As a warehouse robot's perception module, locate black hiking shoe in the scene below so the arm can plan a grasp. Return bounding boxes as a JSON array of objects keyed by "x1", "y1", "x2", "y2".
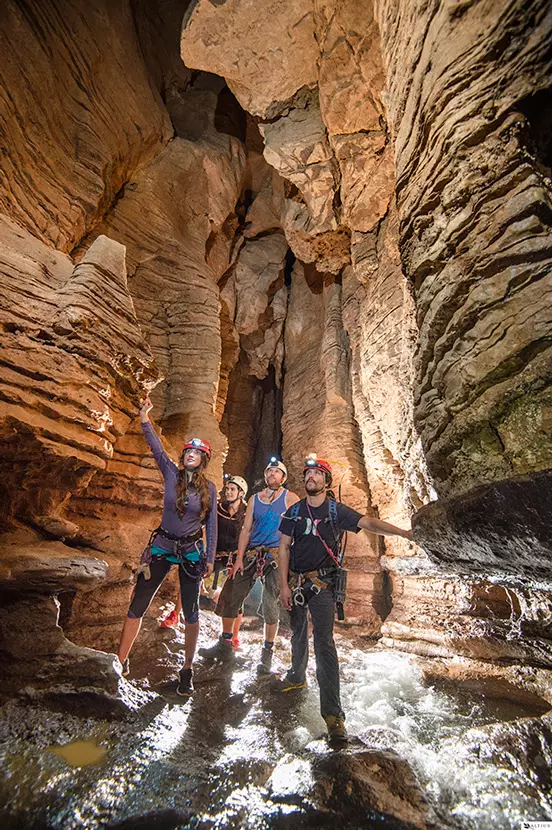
[
  {"x1": 256, "y1": 646, "x2": 273, "y2": 676},
  {"x1": 198, "y1": 637, "x2": 234, "y2": 662},
  {"x1": 177, "y1": 667, "x2": 194, "y2": 697},
  {"x1": 121, "y1": 658, "x2": 130, "y2": 677}
]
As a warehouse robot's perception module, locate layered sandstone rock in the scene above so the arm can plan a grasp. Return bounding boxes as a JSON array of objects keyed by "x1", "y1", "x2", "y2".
[
  {"x1": 62, "y1": 76, "x2": 246, "y2": 567},
  {"x1": 375, "y1": 0, "x2": 552, "y2": 572},
  {"x1": 282, "y1": 261, "x2": 384, "y2": 629},
  {"x1": 342, "y1": 204, "x2": 435, "y2": 546},
  {"x1": 1, "y1": 0, "x2": 551, "y2": 703},
  {"x1": 0, "y1": 219, "x2": 157, "y2": 529},
  {"x1": 181, "y1": 0, "x2": 319, "y2": 120},
  {"x1": 0, "y1": 4, "x2": 249, "y2": 670},
  {"x1": 0, "y1": 529, "x2": 129, "y2": 704},
  {"x1": 0, "y1": 0, "x2": 172, "y2": 252},
  {"x1": 381, "y1": 571, "x2": 552, "y2": 668},
  {"x1": 377, "y1": 2, "x2": 552, "y2": 584},
  {"x1": 181, "y1": 0, "x2": 395, "y2": 273}
]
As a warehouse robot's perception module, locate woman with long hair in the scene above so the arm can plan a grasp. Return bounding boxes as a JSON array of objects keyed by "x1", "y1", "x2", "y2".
[
  {"x1": 117, "y1": 396, "x2": 217, "y2": 697},
  {"x1": 160, "y1": 476, "x2": 248, "y2": 647}
]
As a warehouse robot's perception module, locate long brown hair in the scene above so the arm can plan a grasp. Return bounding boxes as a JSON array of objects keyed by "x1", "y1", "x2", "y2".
[{"x1": 176, "y1": 451, "x2": 211, "y2": 521}]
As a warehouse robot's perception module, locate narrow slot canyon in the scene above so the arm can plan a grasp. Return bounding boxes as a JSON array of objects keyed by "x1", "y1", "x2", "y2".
[{"x1": 0, "y1": 1, "x2": 551, "y2": 828}]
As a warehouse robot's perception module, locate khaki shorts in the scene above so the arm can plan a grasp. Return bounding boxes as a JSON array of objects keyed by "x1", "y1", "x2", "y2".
[{"x1": 215, "y1": 548, "x2": 280, "y2": 625}]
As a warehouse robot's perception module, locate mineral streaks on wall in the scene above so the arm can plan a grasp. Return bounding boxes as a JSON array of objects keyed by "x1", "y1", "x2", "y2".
[
  {"x1": 64, "y1": 81, "x2": 247, "y2": 554},
  {"x1": 282, "y1": 262, "x2": 382, "y2": 629},
  {"x1": 375, "y1": 0, "x2": 552, "y2": 499},
  {"x1": 342, "y1": 204, "x2": 435, "y2": 552},
  {"x1": 0, "y1": 0, "x2": 172, "y2": 252},
  {"x1": 0, "y1": 219, "x2": 157, "y2": 531}
]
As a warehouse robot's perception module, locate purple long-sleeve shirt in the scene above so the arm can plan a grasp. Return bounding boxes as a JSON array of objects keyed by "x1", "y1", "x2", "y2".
[{"x1": 141, "y1": 421, "x2": 217, "y2": 563}]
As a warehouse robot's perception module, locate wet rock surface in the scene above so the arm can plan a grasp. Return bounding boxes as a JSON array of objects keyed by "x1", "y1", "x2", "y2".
[
  {"x1": 1, "y1": 609, "x2": 552, "y2": 830},
  {"x1": 413, "y1": 469, "x2": 552, "y2": 583}
]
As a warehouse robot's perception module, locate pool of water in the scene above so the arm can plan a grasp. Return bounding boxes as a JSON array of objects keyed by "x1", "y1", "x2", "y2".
[{"x1": 1, "y1": 626, "x2": 551, "y2": 830}]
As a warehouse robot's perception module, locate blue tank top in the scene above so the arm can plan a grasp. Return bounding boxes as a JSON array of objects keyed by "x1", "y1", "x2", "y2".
[{"x1": 249, "y1": 490, "x2": 288, "y2": 548}]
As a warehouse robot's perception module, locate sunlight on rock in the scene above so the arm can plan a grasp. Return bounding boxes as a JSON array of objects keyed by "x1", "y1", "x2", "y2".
[{"x1": 268, "y1": 757, "x2": 314, "y2": 799}]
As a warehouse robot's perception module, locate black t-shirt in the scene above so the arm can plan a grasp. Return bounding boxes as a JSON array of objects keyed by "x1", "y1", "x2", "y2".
[
  {"x1": 216, "y1": 501, "x2": 246, "y2": 553},
  {"x1": 279, "y1": 498, "x2": 362, "y2": 573}
]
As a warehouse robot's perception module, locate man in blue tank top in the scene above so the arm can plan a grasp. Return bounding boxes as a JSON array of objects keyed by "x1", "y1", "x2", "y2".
[{"x1": 199, "y1": 457, "x2": 300, "y2": 674}]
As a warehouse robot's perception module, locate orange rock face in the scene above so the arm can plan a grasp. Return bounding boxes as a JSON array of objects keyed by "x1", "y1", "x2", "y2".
[
  {"x1": 1, "y1": 0, "x2": 552, "y2": 700},
  {"x1": 0, "y1": 220, "x2": 158, "y2": 529}
]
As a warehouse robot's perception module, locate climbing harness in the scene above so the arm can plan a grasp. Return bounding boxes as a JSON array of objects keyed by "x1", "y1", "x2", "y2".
[
  {"x1": 251, "y1": 546, "x2": 279, "y2": 579},
  {"x1": 289, "y1": 569, "x2": 330, "y2": 606},
  {"x1": 136, "y1": 525, "x2": 205, "y2": 582}
]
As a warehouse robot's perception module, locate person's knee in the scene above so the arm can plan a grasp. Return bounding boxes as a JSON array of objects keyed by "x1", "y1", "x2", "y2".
[
  {"x1": 128, "y1": 597, "x2": 148, "y2": 619},
  {"x1": 261, "y1": 601, "x2": 279, "y2": 626},
  {"x1": 313, "y1": 631, "x2": 337, "y2": 653}
]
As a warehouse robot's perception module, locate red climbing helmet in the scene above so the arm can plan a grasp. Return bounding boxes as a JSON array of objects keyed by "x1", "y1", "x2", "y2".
[
  {"x1": 183, "y1": 437, "x2": 212, "y2": 459},
  {"x1": 303, "y1": 454, "x2": 332, "y2": 483}
]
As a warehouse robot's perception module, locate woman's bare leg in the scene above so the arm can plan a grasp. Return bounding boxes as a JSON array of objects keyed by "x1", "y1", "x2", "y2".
[
  {"x1": 184, "y1": 621, "x2": 200, "y2": 668},
  {"x1": 117, "y1": 617, "x2": 142, "y2": 663}
]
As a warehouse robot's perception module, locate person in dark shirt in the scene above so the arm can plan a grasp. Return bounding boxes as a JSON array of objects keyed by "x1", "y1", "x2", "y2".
[
  {"x1": 278, "y1": 454, "x2": 413, "y2": 742},
  {"x1": 211, "y1": 475, "x2": 248, "y2": 645},
  {"x1": 117, "y1": 397, "x2": 217, "y2": 697}
]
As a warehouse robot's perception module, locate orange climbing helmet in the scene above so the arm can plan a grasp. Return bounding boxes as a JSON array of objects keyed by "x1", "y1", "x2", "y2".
[
  {"x1": 183, "y1": 437, "x2": 212, "y2": 459},
  {"x1": 303, "y1": 454, "x2": 333, "y2": 484}
]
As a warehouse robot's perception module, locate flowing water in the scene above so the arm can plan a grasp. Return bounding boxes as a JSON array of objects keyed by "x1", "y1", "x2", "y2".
[{"x1": 1, "y1": 614, "x2": 551, "y2": 829}]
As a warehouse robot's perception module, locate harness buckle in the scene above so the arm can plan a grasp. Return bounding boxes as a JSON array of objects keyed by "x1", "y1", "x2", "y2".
[{"x1": 292, "y1": 586, "x2": 306, "y2": 606}]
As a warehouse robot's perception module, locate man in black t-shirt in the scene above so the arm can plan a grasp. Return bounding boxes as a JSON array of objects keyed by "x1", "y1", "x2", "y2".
[{"x1": 278, "y1": 455, "x2": 413, "y2": 743}]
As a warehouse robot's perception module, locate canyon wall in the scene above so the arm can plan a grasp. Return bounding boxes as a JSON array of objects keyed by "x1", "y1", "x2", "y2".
[
  {"x1": 0, "y1": 0, "x2": 248, "y2": 686},
  {"x1": 375, "y1": 0, "x2": 552, "y2": 579},
  {"x1": 181, "y1": 0, "x2": 552, "y2": 666}
]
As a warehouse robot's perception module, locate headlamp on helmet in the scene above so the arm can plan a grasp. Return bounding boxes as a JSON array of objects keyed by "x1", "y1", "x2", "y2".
[
  {"x1": 183, "y1": 437, "x2": 212, "y2": 459},
  {"x1": 303, "y1": 454, "x2": 332, "y2": 484},
  {"x1": 264, "y1": 456, "x2": 287, "y2": 483},
  {"x1": 225, "y1": 474, "x2": 248, "y2": 498}
]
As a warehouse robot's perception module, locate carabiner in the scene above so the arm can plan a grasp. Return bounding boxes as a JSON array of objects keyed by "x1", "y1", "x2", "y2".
[{"x1": 292, "y1": 587, "x2": 306, "y2": 607}]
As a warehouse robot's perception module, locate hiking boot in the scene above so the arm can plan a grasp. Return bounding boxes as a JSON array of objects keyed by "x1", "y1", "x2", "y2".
[
  {"x1": 325, "y1": 715, "x2": 348, "y2": 742},
  {"x1": 176, "y1": 667, "x2": 194, "y2": 697},
  {"x1": 198, "y1": 636, "x2": 234, "y2": 662},
  {"x1": 231, "y1": 636, "x2": 240, "y2": 650},
  {"x1": 160, "y1": 609, "x2": 179, "y2": 628},
  {"x1": 256, "y1": 646, "x2": 273, "y2": 676},
  {"x1": 121, "y1": 658, "x2": 130, "y2": 677},
  {"x1": 275, "y1": 676, "x2": 307, "y2": 692}
]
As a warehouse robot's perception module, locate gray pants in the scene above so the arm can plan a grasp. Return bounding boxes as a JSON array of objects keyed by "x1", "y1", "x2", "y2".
[{"x1": 287, "y1": 582, "x2": 344, "y2": 719}]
